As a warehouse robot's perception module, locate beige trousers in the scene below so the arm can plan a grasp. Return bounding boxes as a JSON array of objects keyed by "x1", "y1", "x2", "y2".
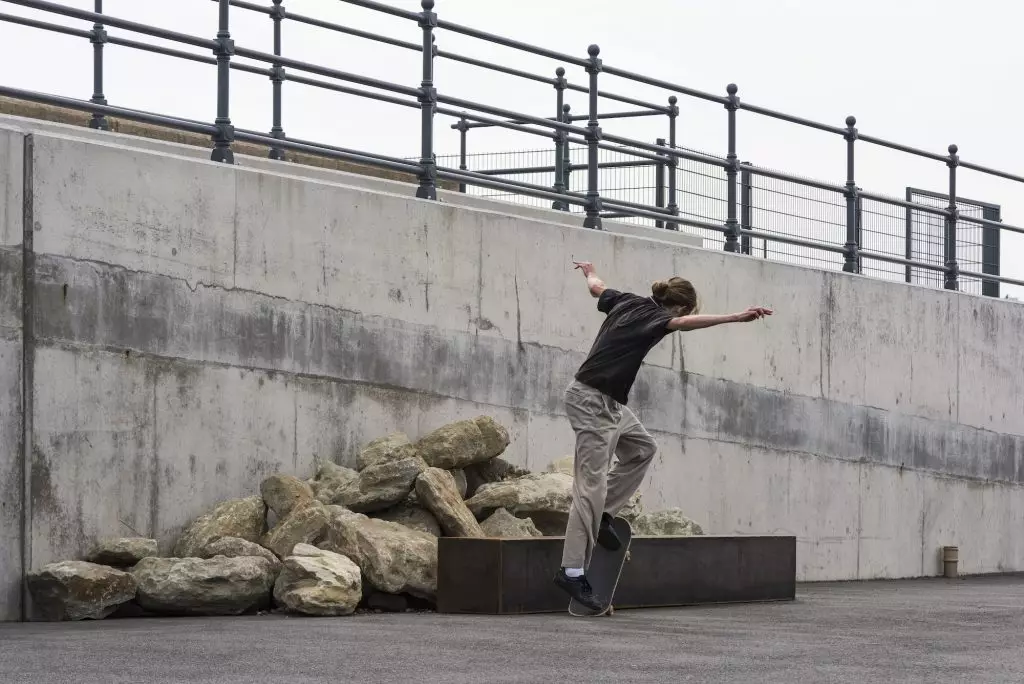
[{"x1": 560, "y1": 380, "x2": 657, "y2": 570}]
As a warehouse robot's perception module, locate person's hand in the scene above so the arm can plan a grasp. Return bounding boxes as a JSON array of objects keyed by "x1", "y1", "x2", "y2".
[
  {"x1": 734, "y1": 306, "x2": 773, "y2": 322},
  {"x1": 573, "y1": 260, "x2": 596, "y2": 277}
]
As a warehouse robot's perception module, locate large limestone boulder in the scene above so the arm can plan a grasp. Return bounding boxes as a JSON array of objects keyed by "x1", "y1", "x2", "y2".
[
  {"x1": 466, "y1": 472, "x2": 573, "y2": 520},
  {"x1": 273, "y1": 548, "x2": 361, "y2": 616},
  {"x1": 371, "y1": 503, "x2": 441, "y2": 537},
  {"x1": 132, "y1": 556, "x2": 277, "y2": 616},
  {"x1": 84, "y1": 538, "x2": 158, "y2": 567},
  {"x1": 631, "y1": 509, "x2": 704, "y2": 536},
  {"x1": 356, "y1": 433, "x2": 417, "y2": 471},
  {"x1": 319, "y1": 507, "x2": 437, "y2": 600},
  {"x1": 414, "y1": 416, "x2": 510, "y2": 470},
  {"x1": 464, "y1": 457, "x2": 530, "y2": 498},
  {"x1": 414, "y1": 468, "x2": 484, "y2": 538},
  {"x1": 173, "y1": 496, "x2": 267, "y2": 558},
  {"x1": 546, "y1": 455, "x2": 574, "y2": 475},
  {"x1": 262, "y1": 501, "x2": 330, "y2": 558},
  {"x1": 480, "y1": 508, "x2": 543, "y2": 538},
  {"x1": 312, "y1": 461, "x2": 359, "y2": 504},
  {"x1": 329, "y1": 457, "x2": 427, "y2": 513},
  {"x1": 27, "y1": 561, "x2": 137, "y2": 621},
  {"x1": 198, "y1": 536, "x2": 281, "y2": 570},
  {"x1": 261, "y1": 474, "x2": 314, "y2": 520}
]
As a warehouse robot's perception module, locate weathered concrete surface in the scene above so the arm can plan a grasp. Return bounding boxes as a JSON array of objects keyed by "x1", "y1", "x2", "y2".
[
  {"x1": 3, "y1": 126, "x2": 1024, "y2": 619},
  {"x1": 0, "y1": 576, "x2": 1023, "y2": 683}
]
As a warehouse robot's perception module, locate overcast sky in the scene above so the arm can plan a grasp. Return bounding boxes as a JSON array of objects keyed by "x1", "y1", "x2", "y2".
[{"x1": 1, "y1": 0, "x2": 1021, "y2": 297}]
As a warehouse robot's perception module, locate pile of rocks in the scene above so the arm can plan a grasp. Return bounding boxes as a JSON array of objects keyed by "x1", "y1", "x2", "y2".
[{"x1": 26, "y1": 415, "x2": 704, "y2": 621}]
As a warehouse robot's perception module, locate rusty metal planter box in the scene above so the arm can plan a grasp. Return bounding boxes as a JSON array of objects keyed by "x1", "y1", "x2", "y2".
[{"x1": 437, "y1": 535, "x2": 796, "y2": 614}]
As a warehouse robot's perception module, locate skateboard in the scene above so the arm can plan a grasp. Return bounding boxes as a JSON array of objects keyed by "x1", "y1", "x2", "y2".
[{"x1": 568, "y1": 516, "x2": 632, "y2": 617}]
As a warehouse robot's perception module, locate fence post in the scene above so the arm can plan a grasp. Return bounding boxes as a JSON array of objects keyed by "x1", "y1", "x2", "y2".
[
  {"x1": 455, "y1": 115, "x2": 468, "y2": 193},
  {"x1": 268, "y1": 0, "x2": 286, "y2": 160},
  {"x1": 944, "y1": 144, "x2": 960, "y2": 290},
  {"x1": 666, "y1": 95, "x2": 679, "y2": 231},
  {"x1": 582, "y1": 44, "x2": 603, "y2": 230},
  {"x1": 843, "y1": 115, "x2": 860, "y2": 273},
  {"x1": 211, "y1": 0, "x2": 235, "y2": 163},
  {"x1": 723, "y1": 84, "x2": 740, "y2": 252},
  {"x1": 552, "y1": 67, "x2": 569, "y2": 210},
  {"x1": 415, "y1": 0, "x2": 438, "y2": 200},
  {"x1": 740, "y1": 163, "x2": 751, "y2": 254},
  {"x1": 654, "y1": 137, "x2": 666, "y2": 229},
  {"x1": 88, "y1": 0, "x2": 109, "y2": 130},
  {"x1": 561, "y1": 103, "x2": 572, "y2": 200}
]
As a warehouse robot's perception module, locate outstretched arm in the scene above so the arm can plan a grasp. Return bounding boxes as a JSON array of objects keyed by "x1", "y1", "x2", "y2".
[
  {"x1": 667, "y1": 306, "x2": 773, "y2": 331},
  {"x1": 573, "y1": 260, "x2": 606, "y2": 298}
]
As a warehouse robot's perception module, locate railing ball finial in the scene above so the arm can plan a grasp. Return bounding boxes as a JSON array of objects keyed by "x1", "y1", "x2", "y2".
[
  {"x1": 556, "y1": 66, "x2": 565, "y2": 77},
  {"x1": 422, "y1": 0, "x2": 435, "y2": 9},
  {"x1": 669, "y1": 95, "x2": 678, "y2": 105},
  {"x1": 948, "y1": 143, "x2": 959, "y2": 156},
  {"x1": 846, "y1": 115, "x2": 856, "y2": 127},
  {"x1": 726, "y1": 83, "x2": 738, "y2": 96},
  {"x1": 588, "y1": 44, "x2": 600, "y2": 57}
]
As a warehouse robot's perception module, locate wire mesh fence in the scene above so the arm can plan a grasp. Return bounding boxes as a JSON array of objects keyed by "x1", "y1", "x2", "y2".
[{"x1": 437, "y1": 145, "x2": 1003, "y2": 295}]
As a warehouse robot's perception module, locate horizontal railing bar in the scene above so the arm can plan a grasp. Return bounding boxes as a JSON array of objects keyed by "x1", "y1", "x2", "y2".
[
  {"x1": 0, "y1": 10, "x2": 90, "y2": 38},
  {"x1": 2, "y1": 0, "x2": 216, "y2": 49},
  {"x1": 455, "y1": 107, "x2": 664, "y2": 131},
  {"x1": 741, "y1": 229, "x2": 846, "y2": 255},
  {"x1": 235, "y1": 130, "x2": 418, "y2": 170},
  {"x1": 436, "y1": 105, "x2": 570, "y2": 142},
  {"x1": 225, "y1": 0, "x2": 266, "y2": 13},
  {"x1": 600, "y1": 133, "x2": 729, "y2": 168},
  {"x1": 601, "y1": 64, "x2": 727, "y2": 105},
  {"x1": 436, "y1": 168, "x2": 589, "y2": 206},
  {"x1": 231, "y1": 45, "x2": 421, "y2": 97},
  {"x1": 434, "y1": 18, "x2": 589, "y2": 68},
  {"x1": 286, "y1": 71, "x2": 420, "y2": 109},
  {"x1": 437, "y1": 164, "x2": 589, "y2": 201},
  {"x1": 959, "y1": 160, "x2": 1024, "y2": 185},
  {"x1": 436, "y1": 49, "x2": 556, "y2": 85},
  {"x1": 564, "y1": 83, "x2": 670, "y2": 113},
  {"x1": 739, "y1": 103, "x2": 846, "y2": 135},
  {"x1": 288, "y1": 8, "x2": 423, "y2": 52},
  {"x1": 955, "y1": 214, "x2": 1024, "y2": 236},
  {"x1": 435, "y1": 94, "x2": 586, "y2": 134},
  {"x1": 743, "y1": 165, "x2": 845, "y2": 193},
  {"x1": 958, "y1": 269, "x2": 1024, "y2": 288},
  {"x1": 335, "y1": 0, "x2": 422, "y2": 22},
  {"x1": 0, "y1": 85, "x2": 216, "y2": 133},
  {"x1": 857, "y1": 134, "x2": 948, "y2": 162},
  {"x1": 471, "y1": 159, "x2": 658, "y2": 176},
  {"x1": 858, "y1": 249, "x2": 947, "y2": 273},
  {"x1": 600, "y1": 200, "x2": 724, "y2": 233},
  {"x1": 858, "y1": 190, "x2": 949, "y2": 217}
]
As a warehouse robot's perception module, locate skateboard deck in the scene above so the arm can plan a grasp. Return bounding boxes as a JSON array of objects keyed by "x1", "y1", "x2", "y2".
[{"x1": 568, "y1": 517, "x2": 632, "y2": 617}]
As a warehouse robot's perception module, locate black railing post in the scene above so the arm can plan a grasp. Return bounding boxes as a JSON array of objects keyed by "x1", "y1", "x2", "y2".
[
  {"x1": 268, "y1": 0, "x2": 286, "y2": 160},
  {"x1": 666, "y1": 95, "x2": 679, "y2": 231},
  {"x1": 723, "y1": 84, "x2": 740, "y2": 252},
  {"x1": 944, "y1": 144, "x2": 960, "y2": 290},
  {"x1": 843, "y1": 115, "x2": 860, "y2": 273},
  {"x1": 211, "y1": 0, "x2": 235, "y2": 163},
  {"x1": 552, "y1": 67, "x2": 569, "y2": 211},
  {"x1": 455, "y1": 114, "x2": 468, "y2": 193},
  {"x1": 561, "y1": 103, "x2": 572, "y2": 200},
  {"x1": 582, "y1": 44, "x2": 603, "y2": 230},
  {"x1": 415, "y1": 0, "x2": 438, "y2": 200},
  {"x1": 654, "y1": 137, "x2": 666, "y2": 229},
  {"x1": 88, "y1": 0, "x2": 108, "y2": 130},
  {"x1": 740, "y1": 162, "x2": 752, "y2": 254}
]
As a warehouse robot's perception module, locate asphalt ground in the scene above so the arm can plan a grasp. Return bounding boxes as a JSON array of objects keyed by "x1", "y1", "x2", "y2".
[{"x1": 1, "y1": 575, "x2": 1022, "y2": 683}]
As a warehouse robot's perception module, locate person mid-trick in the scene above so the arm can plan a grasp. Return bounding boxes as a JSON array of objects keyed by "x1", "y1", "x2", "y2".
[{"x1": 553, "y1": 259, "x2": 773, "y2": 610}]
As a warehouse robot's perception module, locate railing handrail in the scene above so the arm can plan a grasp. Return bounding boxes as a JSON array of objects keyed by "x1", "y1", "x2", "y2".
[{"x1": 0, "y1": 0, "x2": 1018, "y2": 297}]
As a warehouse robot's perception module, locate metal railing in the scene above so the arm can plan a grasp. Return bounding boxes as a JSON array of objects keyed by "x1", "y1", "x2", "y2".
[{"x1": 1, "y1": 0, "x2": 1023, "y2": 297}]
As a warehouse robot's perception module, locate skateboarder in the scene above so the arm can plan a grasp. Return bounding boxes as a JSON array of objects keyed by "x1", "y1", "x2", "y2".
[{"x1": 553, "y1": 260, "x2": 773, "y2": 610}]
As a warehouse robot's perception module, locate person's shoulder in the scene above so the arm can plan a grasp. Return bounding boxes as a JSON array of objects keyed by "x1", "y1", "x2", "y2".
[{"x1": 598, "y1": 288, "x2": 646, "y2": 312}]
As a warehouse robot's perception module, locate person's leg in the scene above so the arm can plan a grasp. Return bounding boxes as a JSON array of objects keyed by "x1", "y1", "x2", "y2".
[
  {"x1": 560, "y1": 383, "x2": 620, "y2": 571},
  {"x1": 604, "y1": 406, "x2": 657, "y2": 519}
]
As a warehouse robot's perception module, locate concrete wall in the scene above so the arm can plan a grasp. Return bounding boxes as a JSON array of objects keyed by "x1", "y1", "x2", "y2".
[{"x1": 2, "y1": 124, "x2": 1023, "y2": 621}]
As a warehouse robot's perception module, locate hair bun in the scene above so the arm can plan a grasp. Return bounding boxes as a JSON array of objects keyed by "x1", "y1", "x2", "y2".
[{"x1": 651, "y1": 280, "x2": 669, "y2": 299}]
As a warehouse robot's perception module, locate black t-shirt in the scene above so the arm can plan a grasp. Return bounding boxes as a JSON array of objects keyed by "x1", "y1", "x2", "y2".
[{"x1": 574, "y1": 289, "x2": 676, "y2": 405}]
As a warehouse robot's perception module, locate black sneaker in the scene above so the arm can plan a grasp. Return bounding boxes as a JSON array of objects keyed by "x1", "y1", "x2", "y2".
[
  {"x1": 553, "y1": 569, "x2": 605, "y2": 611},
  {"x1": 597, "y1": 513, "x2": 621, "y2": 550}
]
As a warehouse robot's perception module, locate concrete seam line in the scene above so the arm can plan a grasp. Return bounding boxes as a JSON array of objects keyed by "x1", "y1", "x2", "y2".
[{"x1": 19, "y1": 132, "x2": 33, "y2": 622}]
